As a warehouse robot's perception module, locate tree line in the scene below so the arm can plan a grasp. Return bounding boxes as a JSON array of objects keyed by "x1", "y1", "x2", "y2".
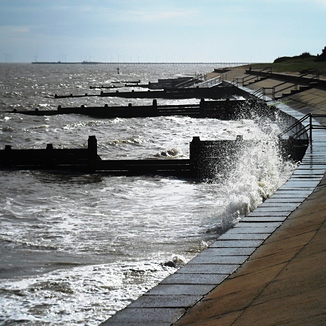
[{"x1": 274, "y1": 46, "x2": 326, "y2": 63}]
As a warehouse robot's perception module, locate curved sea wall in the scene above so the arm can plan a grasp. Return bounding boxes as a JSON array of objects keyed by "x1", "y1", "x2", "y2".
[{"x1": 100, "y1": 89, "x2": 324, "y2": 325}]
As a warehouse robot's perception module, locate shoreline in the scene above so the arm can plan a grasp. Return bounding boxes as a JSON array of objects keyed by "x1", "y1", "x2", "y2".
[
  {"x1": 100, "y1": 67, "x2": 326, "y2": 325},
  {"x1": 173, "y1": 67, "x2": 326, "y2": 325}
]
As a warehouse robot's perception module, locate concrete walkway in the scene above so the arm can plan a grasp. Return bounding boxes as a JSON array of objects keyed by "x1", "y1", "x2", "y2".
[
  {"x1": 100, "y1": 67, "x2": 326, "y2": 326},
  {"x1": 175, "y1": 170, "x2": 326, "y2": 326},
  {"x1": 174, "y1": 67, "x2": 326, "y2": 326}
]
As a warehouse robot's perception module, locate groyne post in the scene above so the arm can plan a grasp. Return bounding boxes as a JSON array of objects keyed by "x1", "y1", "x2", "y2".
[
  {"x1": 190, "y1": 136, "x2": 245, "y2": 180},
  {"x1": 200, "y1": 98, "x2": 205, "y2": 117},
  {"x1": 88, "y1": 135, "x2": 98, "y2": 172},
  {"x1": 4, "y1": 145, "x2": 12, "y2": 166},
  {"x1": 46, "y1": 143, "x2": 54, "y2": 167},
  {"x1": 152, "y1": 99, "x2": 159, "y2": 115}
]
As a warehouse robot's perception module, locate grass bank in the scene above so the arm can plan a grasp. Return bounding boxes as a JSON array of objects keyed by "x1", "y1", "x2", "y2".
[{"x1": 246, "y1": 59, "x2": 326, "y2": 76}]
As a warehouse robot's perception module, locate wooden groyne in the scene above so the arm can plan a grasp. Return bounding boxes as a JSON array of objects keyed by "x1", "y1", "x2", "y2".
[
  {"x1": 2, "y1": 75, "x2": 312, "y2": 177},
  {"x1": 0, "y1": 136, "x2": 100, "y2": 172},
  {"x1": 54, "y1": 82, "x2": 250, "y2": 100},
  {"x1": 0, "y1": 134, "x2": 309, "y2": 178},
  {"x1": 10, "y1": 99, "x2": 280, "y2": 120},
  {"x1": 0, "y1": 136, "x2": 242, "y2": 177}
]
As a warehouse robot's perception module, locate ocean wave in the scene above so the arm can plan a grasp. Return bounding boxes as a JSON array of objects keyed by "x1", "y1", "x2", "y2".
[{"x1": 0, "y1": 235, "x2": 58, "y2": 251}]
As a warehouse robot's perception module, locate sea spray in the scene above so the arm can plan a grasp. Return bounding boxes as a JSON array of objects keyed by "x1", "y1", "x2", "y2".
[
  {"x1": 0, "y1": 63, "x2": 298, "y2": 326},
  {"x1": 212, "y1": 112, "x2": 297, "y2": 231}
]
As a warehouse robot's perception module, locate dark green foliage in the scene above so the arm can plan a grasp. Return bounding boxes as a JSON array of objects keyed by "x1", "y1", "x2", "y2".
[
  {"x1": 273, "y1": 52, "x2": 316, "y2": 64},
  {"x1": 274, "y1": 56, "x2": 292, "y2": 63},
  {"x1": 316, "y1": 46, "x2": 326, "y2": 62}
]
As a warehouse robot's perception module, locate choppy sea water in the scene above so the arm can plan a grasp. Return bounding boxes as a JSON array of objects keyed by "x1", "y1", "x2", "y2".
[{"x1": 0, "y1": 63, "x2": 296, "y2": 325}]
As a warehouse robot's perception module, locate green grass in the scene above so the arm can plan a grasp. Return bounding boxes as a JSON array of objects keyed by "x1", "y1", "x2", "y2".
[{"x1": 246, "y1": 59, "x2": 326, "y2": 76}]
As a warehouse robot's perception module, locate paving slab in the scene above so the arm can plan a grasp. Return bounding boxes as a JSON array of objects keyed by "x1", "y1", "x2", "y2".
[
  {"x1": 160, "y1": 273, "x2": 227, "y2": 285},
  {"x1": 129, "y1": 294, "x2": 203, "y2": 308},
  {"x1": 176, "y1": 263, "x2": 239, "y2": 275},
  {"x1": 278, "y1": 181, "x2": 320, "y2": 189},
  {"x1": 257, "y1": 201, "x2": 300, "y2": 209},
  {"x1": 146, "y1": 284, "x2": 216, "y2": 296},
  {"x1": 240, "y1": 216, "x2": 287, "y2": 222},
  {"x1": 263, "y1": 197, "x2": 304, "y2": 203},
  {"x1": 192, "y1": 247, "x2": 255, "y2": 256},
  {"x1": 226, "y1": 227, "x2": 277, "y2": 234},
  {"x1": 209, "y1": 239, "x2": 263, "y2": 248},
  {"x1": 292, "y1": 169, "x2": 325, "y2": 175},
  {"x1": 246, "y1": 210, "x2": 291, "y2": 217},
  {"x1": 100, "y1": 308, "x2": 185, "y2": 325},
  {"x1": 217, "y1": 232, "x2": 271, "y2": 240},
  {"x1": 190, "y1": 254, "x2": 249, "y2": 264},
  {"x1": 234, "y1": 221, "x2": 282, "y2": 228},
  {"x1": 248, "y1": 206, "x2": 295, "y2": 212},
  {"x1": 269, "y1": 189, "x2": 314, "y2": 196}
]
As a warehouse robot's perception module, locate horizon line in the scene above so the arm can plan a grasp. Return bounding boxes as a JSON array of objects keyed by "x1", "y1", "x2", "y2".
[{"x1": 0, "y1": 61, "x2": 259, "y2": 65}]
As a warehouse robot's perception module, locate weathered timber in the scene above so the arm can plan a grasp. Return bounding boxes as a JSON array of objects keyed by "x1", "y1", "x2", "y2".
[
  {"x1": 54, "y1": 83, "x2": 250, "y2": 100},
  {"x1": 0, "y1": 135, "x2": 192, "y2": 175},
  {"x1": 95, "y1": 159, "x2": 192, "y2": 177},
  {"x1": 190, "y1": 136, "x2": 248, "y2": 180},
  {"x1": 0, "y1": 134, "x2": 308, "y2": 177},
  {"x1": 10, "y1": 99, "x2": 279, "y2": 120},
  {"x1": 0, "y1": 136, "x2": 249, "y2": 177},
  {"x1": 0, "y1": 136, "x2": 100, "y2": 172},
  {"x1": 89, "y1": 77, "x2": 201, "y2": 90}
]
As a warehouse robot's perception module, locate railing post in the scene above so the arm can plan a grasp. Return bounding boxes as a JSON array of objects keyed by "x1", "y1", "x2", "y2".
[{"x1": 309, "y1": 113, "x2": 313, "y2": 144}]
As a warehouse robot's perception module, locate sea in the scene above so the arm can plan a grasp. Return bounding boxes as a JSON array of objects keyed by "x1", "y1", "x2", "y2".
[{"x1": 0, "y1": 63, "x2": 296, "y2": 325}]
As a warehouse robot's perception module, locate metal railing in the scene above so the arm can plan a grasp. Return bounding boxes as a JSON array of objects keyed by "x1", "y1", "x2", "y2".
[
  {"x1": 250, "y1": 87, "x2": 265, "y2": 99},
  {"x1": 298, "y1": 69, "x2": 320, "y2": 81},
  {"x1": 278, "y1": 113, "x2": 326, "y2": 143},
  {"x1": 196, "y1": 75, "x2": 221, "y2": 88}
]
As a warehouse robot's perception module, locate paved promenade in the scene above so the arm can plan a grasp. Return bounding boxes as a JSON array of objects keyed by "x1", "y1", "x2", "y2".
[
  {"x1": 101, "y1": 67, "x2": 326, "y2": 326},
  {"x1": 174, "y1": 67, "x2": 326, "y2": 325}
]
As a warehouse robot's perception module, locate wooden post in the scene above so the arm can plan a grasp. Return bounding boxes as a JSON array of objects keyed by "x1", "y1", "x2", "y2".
[
  {"x1": 46, "y1": 144, "x2": 54, "y2": 167},
  {"x1": 190, "y1": 136, "x2": 203, "y2": 179},
  {"x1": 88, "y1": 136, "x2": 97, "y2": 172},
  {"x1": 153, "y1": 99, "x2": 158, "y2": 115},
  {"x1": 4, "y1": 145, "x2": 12, "y2": 167},
  {"x1": 190, "y1": 136, "x2": 245, "y2": 180},
  {"x1": 200, "y1": 98, "x2": 205, "y2": 117},
  {"x1": 190, "y1": 136, "x2": 221, "y2": 180}
]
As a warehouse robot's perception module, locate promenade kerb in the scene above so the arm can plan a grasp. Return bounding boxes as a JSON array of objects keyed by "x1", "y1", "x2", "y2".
[{"x1": 100, "y1": 66, "x2": 326, "y2": 326}]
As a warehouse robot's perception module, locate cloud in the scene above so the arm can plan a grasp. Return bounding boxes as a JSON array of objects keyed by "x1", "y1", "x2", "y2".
[
  {"x1": 0, "y1": 25, "x2": 30, "y2": 34},
  {"x1": 113, "y1": 8, "x2": 197, "y2": 24},
  {"x1": 314, "y1": 0, "x2": 326, "y2": 7}
]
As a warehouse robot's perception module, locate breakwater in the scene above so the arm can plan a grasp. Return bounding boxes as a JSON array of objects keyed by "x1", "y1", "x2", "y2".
[{"x1": 1, "y1": 98, "x2": 308, "y2": 176}]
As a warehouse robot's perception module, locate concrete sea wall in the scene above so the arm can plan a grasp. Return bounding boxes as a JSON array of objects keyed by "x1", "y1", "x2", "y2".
[{"x1": 100, "y1": 69, "x2": 326, "y2": 325}]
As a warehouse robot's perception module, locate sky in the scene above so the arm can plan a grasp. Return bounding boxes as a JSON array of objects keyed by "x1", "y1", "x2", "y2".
[{"x1": 1, "y1": 0, "x2": 326, "y2": 63}]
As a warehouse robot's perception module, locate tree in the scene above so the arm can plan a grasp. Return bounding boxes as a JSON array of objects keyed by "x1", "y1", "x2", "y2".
[{"x1": 316, "y1": 46, "x2": 326, "y2": 62}]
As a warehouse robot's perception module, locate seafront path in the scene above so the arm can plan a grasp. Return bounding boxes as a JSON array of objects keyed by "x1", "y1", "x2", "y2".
[
  {"x1": 174, "y1": 67, "x2": 326, "y2": 325},
  {"x1": 101, "y1": 66, "x2": 326, "y2": 326}
]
